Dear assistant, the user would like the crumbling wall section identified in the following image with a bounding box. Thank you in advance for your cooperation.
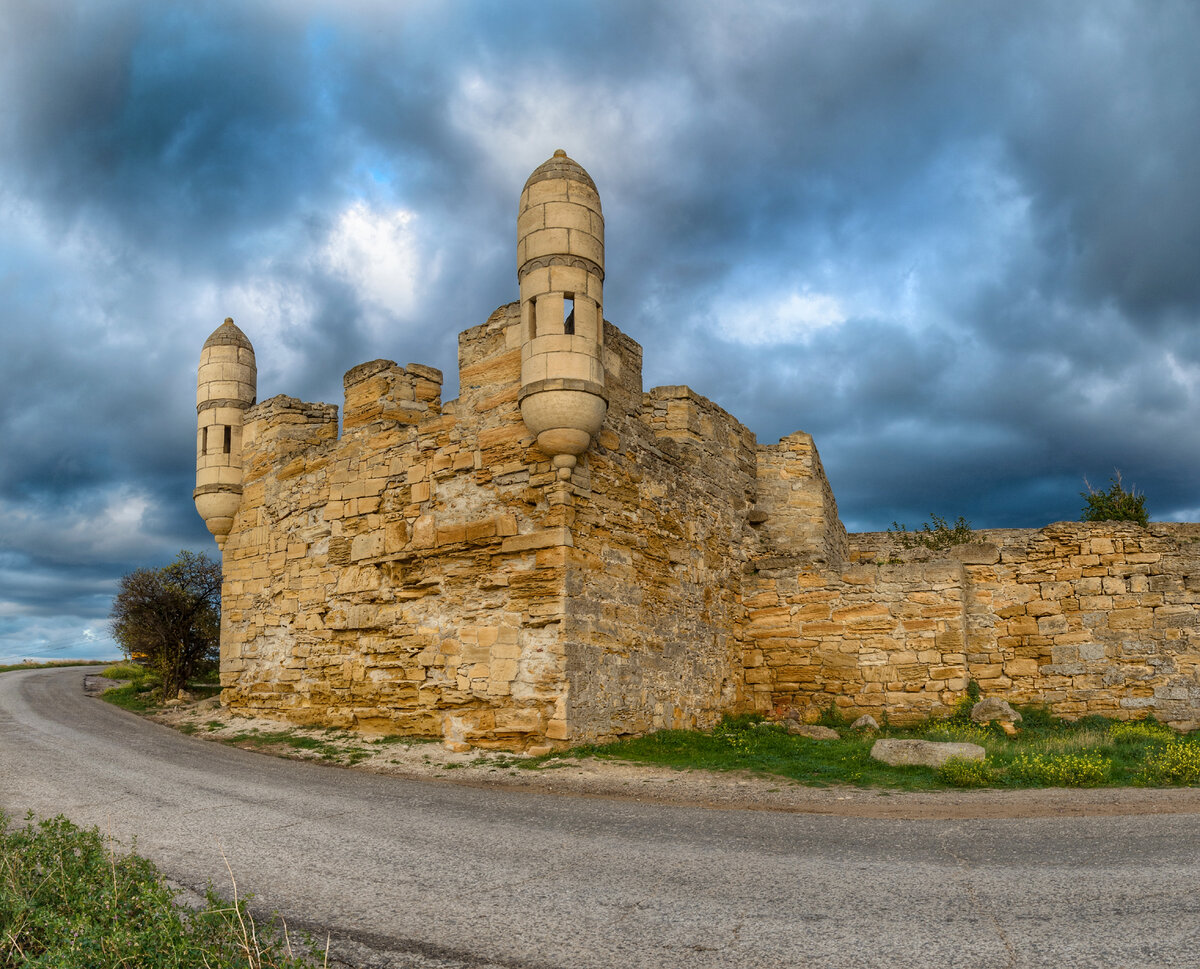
[557,351,760,741]
[753,431,848,569]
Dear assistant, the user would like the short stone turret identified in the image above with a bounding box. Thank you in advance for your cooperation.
[517,149,608,479]
[194,317,256,548]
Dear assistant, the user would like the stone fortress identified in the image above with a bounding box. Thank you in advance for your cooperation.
[195,150,1200,751]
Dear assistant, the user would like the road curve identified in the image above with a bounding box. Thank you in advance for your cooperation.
[2,667,1199,969]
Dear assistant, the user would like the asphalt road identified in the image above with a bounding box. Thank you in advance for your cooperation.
[2,666,1199,969]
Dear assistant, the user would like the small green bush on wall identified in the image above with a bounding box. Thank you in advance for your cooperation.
[1081,471,1148,526]
[888,514,976,550]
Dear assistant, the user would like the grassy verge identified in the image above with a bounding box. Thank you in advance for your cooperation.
[0,812,325,968]
[98,663,221,713]
[98,663,163,713]
[97,666,438,767]
[0,660,109,674]
[535,710,1200,790]
[97,661,1200,790]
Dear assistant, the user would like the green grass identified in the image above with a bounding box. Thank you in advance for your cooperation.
[100,662,146,680]
[91,658,1200,792]
[98,664,162,713]
[101,682,161,713]
[98,664,222,713]
[225,729,364,764]
[539,711,1200,791]
[0,812,325,968]
[0,660,109,674]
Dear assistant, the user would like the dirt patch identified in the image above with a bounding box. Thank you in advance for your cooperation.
[140,695,1200,821]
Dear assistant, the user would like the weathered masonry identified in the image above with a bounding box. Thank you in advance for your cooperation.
[195,151,1200,750]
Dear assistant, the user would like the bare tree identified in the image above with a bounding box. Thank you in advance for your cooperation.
[110,550,221,698]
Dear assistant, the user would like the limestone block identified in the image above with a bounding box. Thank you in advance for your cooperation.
[524,227,571,262]
[351,533,383,561]
[526,177,569,207]
[970,698,1023,723]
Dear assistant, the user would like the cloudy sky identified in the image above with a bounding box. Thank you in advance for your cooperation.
[2,0,1198,662]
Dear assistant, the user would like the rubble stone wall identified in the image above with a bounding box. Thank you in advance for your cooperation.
[217,306,782,748]
[220,305,579,747]
[562,379,760,740]
[214,307,1200,746]
[743,522,1200,728]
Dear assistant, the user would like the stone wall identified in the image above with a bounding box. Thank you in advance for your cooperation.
[220,305,576,748]
[743,522,1200,728]
[215,304,1200,746]
[218,306,776,748]
[562,380,760,739]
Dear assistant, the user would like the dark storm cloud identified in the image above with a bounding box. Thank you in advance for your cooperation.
[1,0,1197,660]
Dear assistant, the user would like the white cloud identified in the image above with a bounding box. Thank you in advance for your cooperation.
[447,71,692,193]
[715,287,848,345]
[320,201,428,338]
[0,616,119,664]
[0,487,159,566]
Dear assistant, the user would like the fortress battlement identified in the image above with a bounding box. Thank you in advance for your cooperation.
[195,153,1200,750]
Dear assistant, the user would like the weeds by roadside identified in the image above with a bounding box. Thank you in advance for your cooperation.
[0,812,326,968]
[535,710,1200,791]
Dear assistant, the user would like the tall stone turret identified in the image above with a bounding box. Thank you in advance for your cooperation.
[194,317,256,549]
[518,149,607,479]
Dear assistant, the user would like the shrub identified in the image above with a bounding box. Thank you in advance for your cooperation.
[1138,741,1200,785]
[937,757,996,788]
[1080,471,1148,526]
[946,694,977,725]
[1012,703,1055,730]
[889,514,976,550]
[1008,751,1110,787]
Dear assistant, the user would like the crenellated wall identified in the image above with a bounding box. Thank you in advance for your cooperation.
[221,306,572,747]
[205,152,1200,749]
[217,306,771,748]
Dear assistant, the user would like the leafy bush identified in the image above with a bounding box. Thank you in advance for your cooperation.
[889,514,976,550]
[0,813,323,968]
[1080,471,1148,526]
[1137,741,1200,785]
[1012,703,1055,730]
[1008,751,1110,787]
[937,757,996,788]
[946,694,978,725]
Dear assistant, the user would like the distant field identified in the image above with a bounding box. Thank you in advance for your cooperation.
[0,659,110,674]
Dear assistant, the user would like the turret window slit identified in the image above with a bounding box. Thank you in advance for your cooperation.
[563,295,575,335]
[223,425,232,454]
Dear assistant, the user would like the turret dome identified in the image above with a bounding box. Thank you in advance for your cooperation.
[522,149,599,200]
[203,317,254,351]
